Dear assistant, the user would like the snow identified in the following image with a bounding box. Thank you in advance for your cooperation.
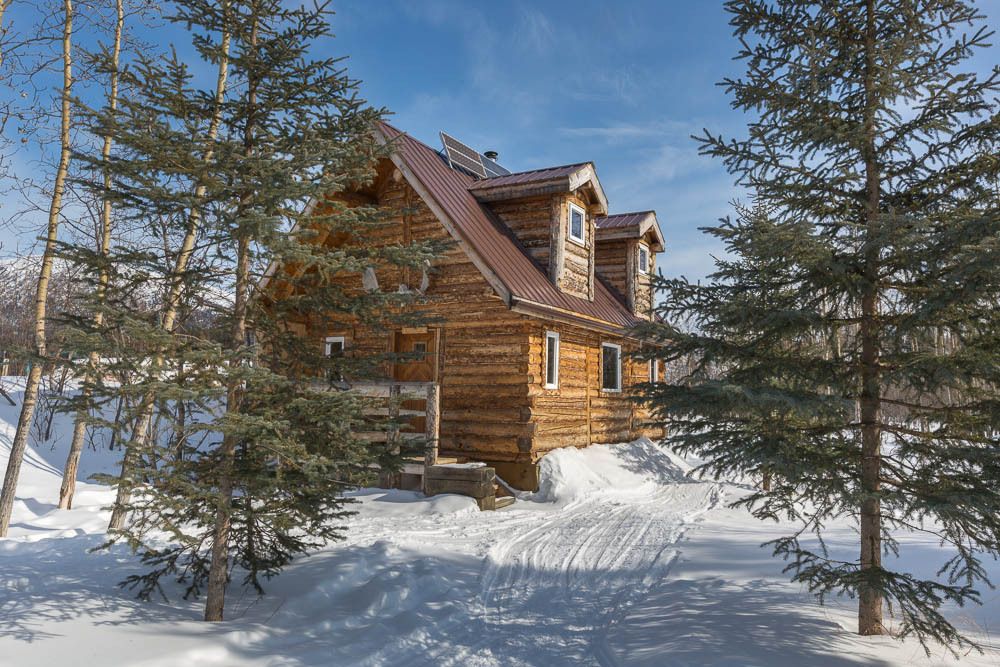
[1,381,999,666]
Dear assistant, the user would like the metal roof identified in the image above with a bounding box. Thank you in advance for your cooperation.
[468,163,590,189]
[595,211,655,229]
[379,123,641,331]
[595,211,665,251]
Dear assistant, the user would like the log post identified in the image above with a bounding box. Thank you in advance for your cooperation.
[423,382,440,493]
[379,383,401,488]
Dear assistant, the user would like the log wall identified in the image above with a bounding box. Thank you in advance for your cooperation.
[313,173,537,464]
[527,320,665,459]
[595,238,630,305]
[559,194,596,301]
[635,242,656,319]
[489,195,553,269]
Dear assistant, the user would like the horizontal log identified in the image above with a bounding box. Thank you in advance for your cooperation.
[424,478,494,499]
[424,464,495,483]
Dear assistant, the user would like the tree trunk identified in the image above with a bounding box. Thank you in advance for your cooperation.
[107,12,231,531]
[858,0,884,637]
[205,5,254,620]
[203,238,248,621]
[60,0,124,510]
[0,0,72,537]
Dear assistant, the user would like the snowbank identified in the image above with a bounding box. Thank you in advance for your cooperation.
[532,437,692,504]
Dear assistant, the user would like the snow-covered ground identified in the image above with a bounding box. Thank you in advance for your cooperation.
[1,379,998,666]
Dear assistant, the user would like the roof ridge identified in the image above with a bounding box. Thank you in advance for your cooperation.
[597,210,656,219]
[478,161,591,180]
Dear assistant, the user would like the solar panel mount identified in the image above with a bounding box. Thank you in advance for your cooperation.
[440,131,510,180]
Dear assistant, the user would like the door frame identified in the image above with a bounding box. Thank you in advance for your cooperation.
[391,326,441,382]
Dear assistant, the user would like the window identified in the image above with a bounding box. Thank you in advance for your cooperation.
[544,331,560,389]
[649,358,658,383]
[638,244,650,274]
[324,336,345,357]
[325,336,346,381]
[569,203,586,245]
[412,341,428,360]
[601,343,621,392]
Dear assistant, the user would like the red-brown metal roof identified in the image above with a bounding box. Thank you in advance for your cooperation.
[467,163,590,190]
[380,123,640,330]
[595,211,655,229]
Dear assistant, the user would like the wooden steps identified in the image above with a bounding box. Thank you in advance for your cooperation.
[494,495,516,509]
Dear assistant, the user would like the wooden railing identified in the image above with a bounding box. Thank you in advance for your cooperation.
[343,381,440,486]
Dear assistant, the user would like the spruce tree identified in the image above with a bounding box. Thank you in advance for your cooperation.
[639,0,1000,651]
[79,0,440,621]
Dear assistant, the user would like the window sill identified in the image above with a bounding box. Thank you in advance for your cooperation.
[568,235,587,248]
[543,383,559,390]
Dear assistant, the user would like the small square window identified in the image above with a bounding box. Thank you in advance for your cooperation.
[601,343,621,392]
[569,204,586,245]
[412,341,428,360]
[638,245,649,274]
[325,336,345,356]
[544,331,559,389]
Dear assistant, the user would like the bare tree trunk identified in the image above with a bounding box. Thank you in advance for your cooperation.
[107,11,231,531]
[858,0,884,636]
[59,0,123,510]
[0,0,72,537]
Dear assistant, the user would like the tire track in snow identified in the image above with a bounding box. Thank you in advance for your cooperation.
[464,481,721,666]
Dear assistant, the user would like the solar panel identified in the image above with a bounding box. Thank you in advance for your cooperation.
[441,132,486,178]
[482,153,511,177]
[440,132,511,179]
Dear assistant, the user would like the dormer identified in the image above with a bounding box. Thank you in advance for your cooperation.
[470,163,608,301]
[594,211,665,319]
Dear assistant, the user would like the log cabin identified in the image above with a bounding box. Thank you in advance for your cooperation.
[271,123,666,491]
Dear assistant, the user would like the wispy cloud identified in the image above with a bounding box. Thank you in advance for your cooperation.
[514,6,556,54]
[558,119,700,143]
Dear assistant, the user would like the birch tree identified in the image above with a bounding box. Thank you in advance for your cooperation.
[0,0,72,537]
[57,0,123,510]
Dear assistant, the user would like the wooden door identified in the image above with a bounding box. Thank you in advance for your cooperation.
[392,330,439,436]
[393,330,437,382]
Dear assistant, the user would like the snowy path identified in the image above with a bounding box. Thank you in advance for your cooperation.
[362,476,722,667]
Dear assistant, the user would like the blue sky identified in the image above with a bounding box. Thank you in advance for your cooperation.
[3,1,998,282]
[333,1,741,281]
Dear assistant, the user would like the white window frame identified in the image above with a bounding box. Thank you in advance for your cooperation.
[544,331,560,389]
[568,203,586,246]
[649,358,658,383]
[637,243,650,274]
[324,335,346,357]
[601,342,622,393]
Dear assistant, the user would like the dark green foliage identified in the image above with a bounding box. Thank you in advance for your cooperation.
[62,0,442,615]
[637,0,1000,652]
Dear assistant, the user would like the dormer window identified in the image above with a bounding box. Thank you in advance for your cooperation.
[569,203,586,246]
[638,244,650,274]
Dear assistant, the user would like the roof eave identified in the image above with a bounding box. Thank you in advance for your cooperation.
[510,297,638,336]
